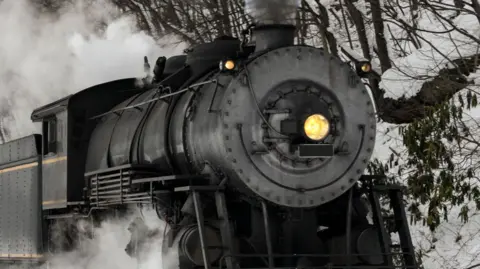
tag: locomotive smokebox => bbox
[245,0,300,52]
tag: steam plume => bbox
[0,0,185,141]
[244,0,301,25]
[0,0,184,268]
[43,208,167,269]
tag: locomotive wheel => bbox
[161,225,223,269]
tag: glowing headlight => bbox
[360,62,371,72]
[220,60,236,71]
[303,114,330,141]
[224,60,235,70]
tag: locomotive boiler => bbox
[0,0,420,268]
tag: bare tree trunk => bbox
[344,0,371,59]
[453,0,465,9]
[316,1,338,56]
[409,0,421,48]
[303,0,338,56]
[297,1,308,45]
[370,0,392,72]
[219,0,232,36]
[411,0,418,11]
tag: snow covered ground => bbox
[0,0,479,268]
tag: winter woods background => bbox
[1,0,480,268]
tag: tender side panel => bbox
[0,135,41,165]
[0,135,44,262]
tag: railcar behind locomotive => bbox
[0,0,420,268]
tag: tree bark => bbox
[344,0,371,59]
[219,0,232,36]
[304,0,338,56]
[317,1,338,56]
[369,0,392,72]
[374,55,478,124]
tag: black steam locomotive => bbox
[0,5,420,269]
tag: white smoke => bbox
[0,0,186,141]
[42,207,168,269]
[0,0,184,268]
[244,0,301,25]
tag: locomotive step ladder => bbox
[362,175,419,269]
[174,184,238,269]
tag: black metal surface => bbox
[359,175,419,269]
[180,180,419,269]
[298,144,334,158]
[367,180,394,268]
[85,164,160,206]
[85,78,215,175]
[30,95,70,121]
[163,71,217,175]
[163,55,187,77]
[0,135,41,164]
[42,156,67,209]
[251,24,296,52]
[85,105,123,171]
[182,225,223,266]
[260,201,274,269]
[108,90,156,166]
[0,135,43,261]
[279,119,298,134]
[31,78,140,122]
[346,189,353,268]
[215,192,238,269]
[186,46,376,208]
[192,191,211,269]
[161,223,224,269]
[79,44,376,210]
[41,110,68,210]
[66,78,150,203]
[386,187,418,268]
[137,95,170,168]
[170,77,224,173]
[84,163,208,206]
[29,78,146,206]
[185,37,241,77]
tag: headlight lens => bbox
[361,62,371,72]
[303,114,330,141]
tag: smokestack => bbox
[245,0,300,52]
